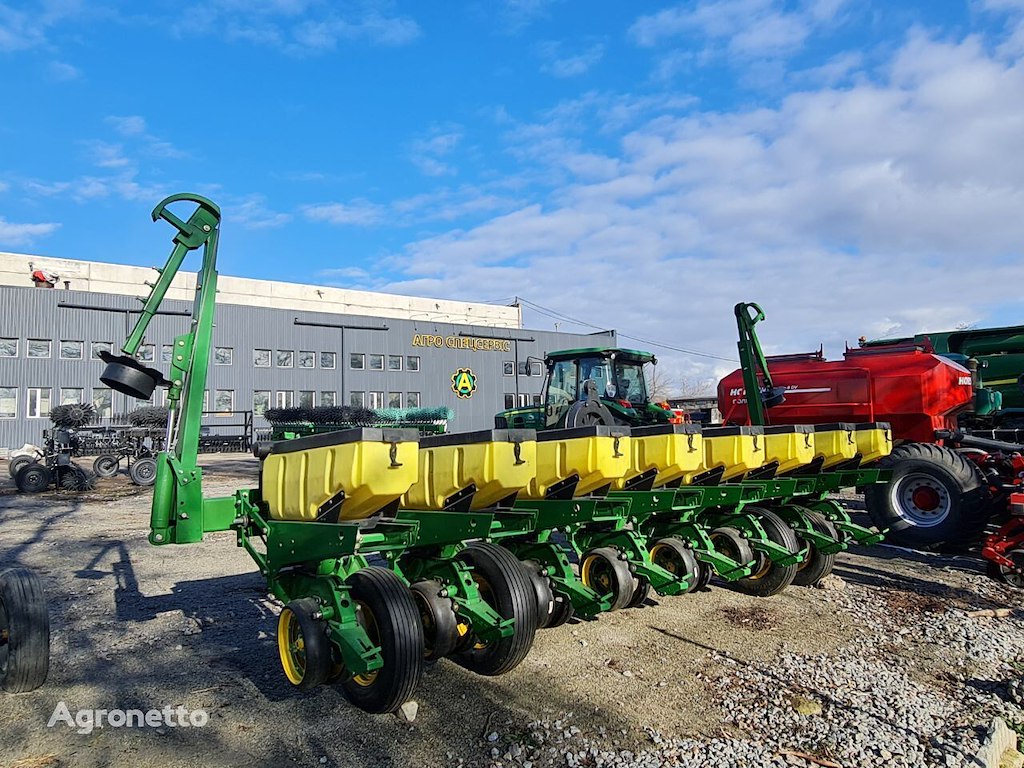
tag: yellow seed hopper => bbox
[702,425,765,481]
[520,426,631,500]
[853,422,893,464]
[616,423,704,490]
[762,424,815,475]
[811,422,858,469]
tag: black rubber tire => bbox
[692,563,713,591]
[565,399,615,427]
[625,577,651,608]
[129,457,157,487]
[92,455,120,478]
[0,567,50,693]
[791,508,839,588]
[864,442,992,551]
[277,597,331,692]
[454,543,537,676]
[522,560,555,629]
[546,594,574,628]
[8,455,32,479]
[579,546,634,611]
[708,526,755,582]
[341,567,424,713]
[15,463,51,494]
[732,508,800,598]
[650,537,700,594]
[409,579,459,661]
[986,549,1024,588]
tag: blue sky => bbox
[3,0,1024,387]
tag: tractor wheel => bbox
[546,595,574,629]
[8,455,32,479]
[454,543,537,677]
[987,549,1024,589]
[278,597,331,691]
[0,567,50,693]
[625,577,651,608]
[341,567,423,713]
[791,508,839,588]
[15,464,51,494]
[732,509,800,598]
[564,399,615,427]
[522,560,555,629]
[129,458,157,487]
[92,455,120,478]
[409,579,459,661]
[708,525,755,583]
[650,537,700,594]
[865,443,992,551]
[580,547,634,610]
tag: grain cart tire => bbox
[455,543,537,677]
[15,464,50,494]
[580,547,634,610]
[791,509,839,588]
[522,560,555,629]
[129,458,157,487]
[0,567,50,693]
[650,537,700,594]
[625,577,651,608]
[278,597,331,692]
[409,580,459,661]
[732,509,800,597]
[864,443,991,551]
[341,567,424,714]
[92,455,120,478]
[8,455,32,479]
[546,595,574,629]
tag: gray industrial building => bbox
[0,254,614,451]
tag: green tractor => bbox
[495,347,674,430]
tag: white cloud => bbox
[0,216,60,246]
[107,115,147,137]
[497,0,561,33]
[229,195,292,229]
[537,41,605,78]
[47,61,81,81]
[302,200,385,226]
[409,127,463,177]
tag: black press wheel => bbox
[277,597,331,692]
[409,579,459,661]
[8,455,33,479]
[650,537,700,594]
[692,564,713,591]
[791,508,839,588]
[625,577,651,608]
[129,458,157,487]
[15,464,51,494]
[92,455,120,478]
[341,567,424,713]
[708,525,755,585]
[546,594,575,628]
[987,549,1024,589]
[580,546,634,611]
[0,567,50,693]
[455,542,538,676]
[732,508,800,598]
[522,560,556,629]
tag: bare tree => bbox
[676,375,717,398]
[645,366,679,402]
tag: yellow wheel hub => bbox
[277,608,307,685]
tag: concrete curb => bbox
[972,717,1021,768]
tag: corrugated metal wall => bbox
[0,284,616,450]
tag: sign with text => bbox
[412,334,512,353]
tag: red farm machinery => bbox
[718,303,1024,587]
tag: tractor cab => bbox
[495,347,673,430]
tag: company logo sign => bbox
[413,334,512,352]
[451,368,478,399]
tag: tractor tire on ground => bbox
[0,567,50,693]
[580,546,635,610]
[92,455,120,478]
[340,567,424,713]
[7,455,32,479]
[791,508,839,587]
[454,543,537,677]
[409,579,459,661]
[129,458,157,487]
[15,464,51,494]
[732,508,800,598]
[864,442,992,551]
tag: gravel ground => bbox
[0,454,1022,768]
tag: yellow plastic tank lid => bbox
[419,428,537,447]
[762,425,814,435]
[536,425,631,441]
[630,423,701,437]
[810,422,856,432]
[260,426,421,456]
[853,422,891,431]
[702,425,756,437]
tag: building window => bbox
[530,361,543,377]
[214,347,233,365]
[92,388,112,418]
[298,390,314,408]
[276,391,293,408]
[368,391,384,408]
[60,340,83,360]
[27,340,51,358]
[406,392,420,408]
[276,350,293,368]
[519,393,529,407]
[407,356,420,372]
[503,361,514,376]
[350,353,365,370]
[320,391,336,407]
[0,339,16,357]
[0,387,16,418]
[214,389,234,414]
[161,344,173,363]
[298,351,315,369]
[517,362,530,376]
[138,344,155,362]
[388,355,402,371]
[203,390,210,411]
[91,342,112,360]
[320,352,336,370]
[253,390,270,416]
[388,392,402,408]
[350,391,365,407]
[27,387,51,418]
[504,393,515,409]
[369,354,384,371]
[60,388,83,405]
[532,394,542,406]
[253,349,271,367]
